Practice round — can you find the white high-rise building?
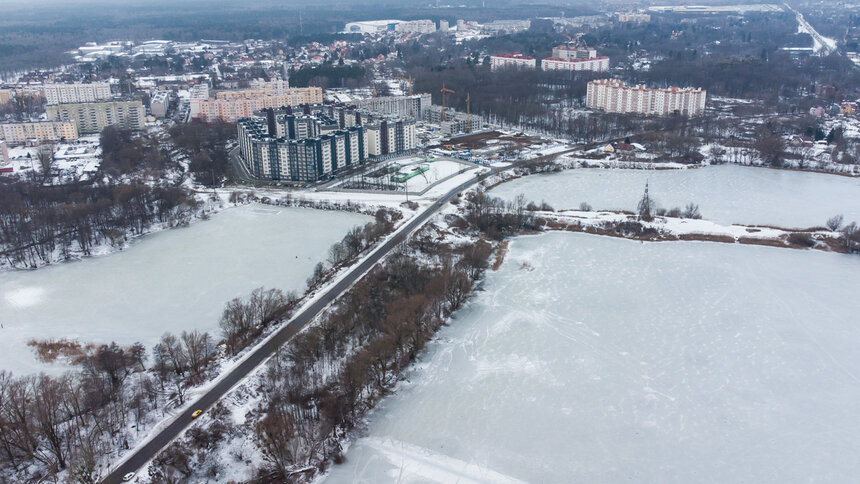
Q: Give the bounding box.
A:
[42,82,113,105]
[541,44,610,72]
[586,79,707,116]
[490,53,536,71]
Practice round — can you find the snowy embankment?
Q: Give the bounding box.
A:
[538,209,846,252]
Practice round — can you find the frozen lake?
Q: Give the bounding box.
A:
[0,204,370,375]
[327,232,860,483]
[490,165,860,228]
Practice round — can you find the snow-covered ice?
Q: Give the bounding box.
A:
[0,204,370,375]
[326,232,860,483]
[490,165,860,228]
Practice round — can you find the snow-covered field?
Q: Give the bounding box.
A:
[326,232,860,483]
[0,204,370,375]
[490,164,860,228]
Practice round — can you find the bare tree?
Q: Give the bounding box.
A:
[181,331,216,377]
[826,214,844,231]
[637,182,654,221]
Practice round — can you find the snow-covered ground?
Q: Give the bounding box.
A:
[326,232,860,483]
[490,164,860,228]
[0,204,371,375]
[1,135,102,180]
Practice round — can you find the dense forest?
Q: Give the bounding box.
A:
[0,1,587,76]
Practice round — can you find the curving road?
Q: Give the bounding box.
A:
[102,144,577,483]
[101,170,491,483]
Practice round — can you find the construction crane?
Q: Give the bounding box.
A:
[440,83,455,122]
[465,92,471,133]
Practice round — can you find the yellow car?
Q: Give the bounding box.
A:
[191,409,203,418]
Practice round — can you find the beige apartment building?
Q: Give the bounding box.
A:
[42,82,113,105]
[46,100,146,133]
[190,87,323,123]
[1,121,79,144]
[586,79,706,116]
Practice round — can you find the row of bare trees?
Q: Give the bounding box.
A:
[251,243,489,480]
[0,343,158,483]
[0,180,199,268]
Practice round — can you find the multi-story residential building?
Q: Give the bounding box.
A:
[586,79,707,116]
[237,114,366,182]
[617,12,651,23]
[423,105,482,135]
[191,87,323,122]
[490,53,537,71]
[150,91,170,118]
[0,140,8,164]
[238,102,419,181]
[541,44,610,72]
[353,93,431,119]
[46,100,146,133]
[363,118,417,156]
[0,89,13,104]
[1,121,79,144]
[42,82,113,105]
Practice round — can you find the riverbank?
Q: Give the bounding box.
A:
[536,209,849,253]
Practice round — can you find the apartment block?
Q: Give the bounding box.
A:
[353,93,431,119]
[46,100,146,133]
[191,87,323,122]
[1,121,79,144]
[541,44,609,72]
[237,115,365,182]
[150,91,170,118]
[423,105,482,135]
[0,140,8,164]
[490,53,537,71]
[42,82,113,105]
[586,79,707,116]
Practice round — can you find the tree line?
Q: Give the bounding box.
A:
[0,180,199,268]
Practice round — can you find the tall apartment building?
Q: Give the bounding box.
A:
[542,44,609,72]
[150,91,170,118]
[363,118,418,157]
[586,79,707,116]
[0,141,9,164]
[238,103,418,181]
[191,87,323,122]
[42,82,113,105]
[490,53,537,71]
[0,90,13,104]
[1,121,79,144]
[353,93,431,119]
[46,100,146,133]
[237,115,365,182]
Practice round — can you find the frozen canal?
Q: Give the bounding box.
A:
[327,232,860,483]
[490,164,860,228]
[0,204,370,375]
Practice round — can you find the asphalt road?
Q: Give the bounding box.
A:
[101,171,483,484]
